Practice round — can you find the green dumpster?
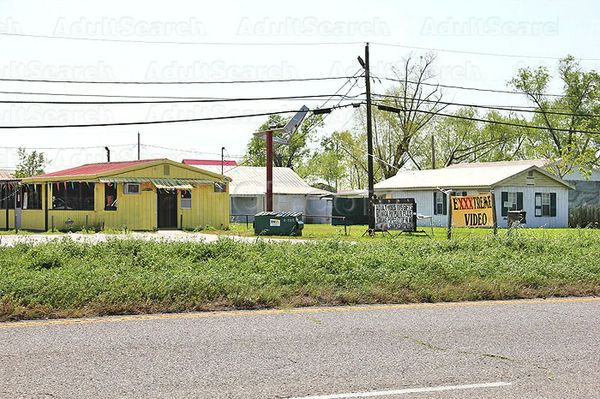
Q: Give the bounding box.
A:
[253,212,304,236]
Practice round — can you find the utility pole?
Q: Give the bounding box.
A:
[359,42,375,231]
[137,132,141,160]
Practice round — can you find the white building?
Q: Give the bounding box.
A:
[183,160,332,223]
[374,160,572,228]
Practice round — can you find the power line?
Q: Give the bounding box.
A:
[376,103,600,135]
[0,103,362,129]
[375,75,565,98]
[371,42,600,62]
[141,144,244,158]
[0,93,364,105]
[0,75,360,85]
[0,31,365,46]
[0,144,136,150]
[373,93,599,118]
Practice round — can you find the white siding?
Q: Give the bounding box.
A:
[378,186,569,228]
[493,186,568,228]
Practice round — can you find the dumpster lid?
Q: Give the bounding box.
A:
[255,211,303,217]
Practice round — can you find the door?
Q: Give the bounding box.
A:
[157,189,177,229]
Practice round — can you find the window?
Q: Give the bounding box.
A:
[501,191,523,216]
[163,165,170,175]
[22,184,42,209]
[180,190,192,209]
[104,183,117,210]
[52,182,95,210]
[433,191,447,215]
[214,182,226,193]
[0,183,16,209]
[526,170,535,185]
[535,192,556,217]
[453,191,468,197]
[124,183,140,195]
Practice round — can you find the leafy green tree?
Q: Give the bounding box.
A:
[15,147,46,177]
[243,114,324,169]
[509,56,600,176]
[411,108,530,168]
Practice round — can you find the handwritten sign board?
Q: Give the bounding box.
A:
[374,198,417,232]
[450,193,495,228]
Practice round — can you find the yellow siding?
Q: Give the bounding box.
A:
[18,161,229,231]
[180,183,230,230]
[0,209,15,230]
[501,170,566,188]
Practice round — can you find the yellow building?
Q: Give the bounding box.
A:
[14,159,230,231]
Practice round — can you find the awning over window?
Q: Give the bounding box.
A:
[99,177,212,190]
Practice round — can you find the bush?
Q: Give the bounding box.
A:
[569,205,600,228]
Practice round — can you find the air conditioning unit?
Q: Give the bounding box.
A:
[124,183,141,194]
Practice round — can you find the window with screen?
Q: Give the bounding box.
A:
[104,183,117,210]
[501,191,523,216]
[433,191,447,215]
[0,183,16,209]
[52,182,95,210]
[535,192,556,217]
[180,190,192,209]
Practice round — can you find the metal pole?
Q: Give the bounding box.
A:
[137,132,141,160]
[266,130,273,212]
[364,43,375,231]
[221,146,225,176]
[446,191,453,240]
[105,147,110,162]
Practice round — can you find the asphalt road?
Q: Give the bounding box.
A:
[1,298,599,399]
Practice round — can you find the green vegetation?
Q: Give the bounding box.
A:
[1,230,599,321]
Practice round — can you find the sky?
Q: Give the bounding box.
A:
[0,0,599,171]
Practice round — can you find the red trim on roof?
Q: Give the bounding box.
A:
[183,159,237,166]
[36,159,163,178]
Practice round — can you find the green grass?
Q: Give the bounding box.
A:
[1,231,600,321]
[214,222,599,241]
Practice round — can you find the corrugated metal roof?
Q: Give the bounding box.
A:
[37,159,163,178]
[196,165,331,196]
[0,169,16,180]
[375,161,570,190]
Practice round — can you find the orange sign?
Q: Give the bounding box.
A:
[451,193,495,228]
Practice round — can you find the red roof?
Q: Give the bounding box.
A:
[183,159,237,167]
[37,159,163,178]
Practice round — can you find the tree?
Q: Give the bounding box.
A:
[15,147,46,177]
[410,108,529,168]
[509,56,600,176]
[359,54,446,178]
[243,114,324,169]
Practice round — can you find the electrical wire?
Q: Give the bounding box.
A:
[0,32,365,46]
[0,75,361,85]
[0,93,364,105]
[0,103,362,129]
[375,103,600,135]
[0,144,136,150]
[374,74,566,98]
[371,42,600,62]
[372,93,599,118]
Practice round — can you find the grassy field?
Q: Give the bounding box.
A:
[216,222,596,241]
[1,230,599,321]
